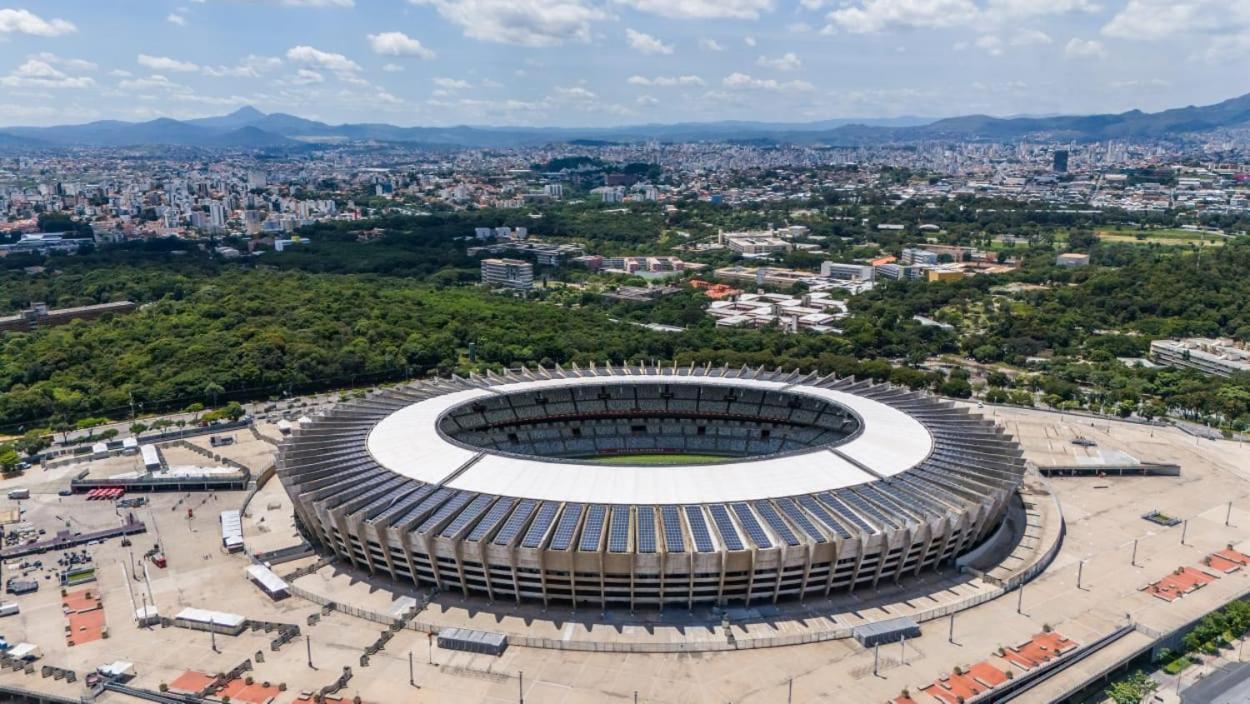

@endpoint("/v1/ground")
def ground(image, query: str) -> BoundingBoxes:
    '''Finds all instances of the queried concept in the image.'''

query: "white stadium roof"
[366,375,933,504]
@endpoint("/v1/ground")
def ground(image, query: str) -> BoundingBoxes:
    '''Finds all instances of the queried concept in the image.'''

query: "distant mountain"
[1,93,1248,149]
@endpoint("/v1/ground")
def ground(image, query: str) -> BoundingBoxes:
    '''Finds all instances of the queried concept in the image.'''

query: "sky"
[0,0,1245,128]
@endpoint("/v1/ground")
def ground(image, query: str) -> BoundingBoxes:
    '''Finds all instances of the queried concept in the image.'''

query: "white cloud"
[1064,37,1107,59]
[409,0,608,46]
[167,13,187,26]
[698,38,725,51]
[291,69,324,84]
[117,74,184,92]
[627,74,705,86]
[481,78,503,88]
[829,0,1094,33]
[286,45,362,74]
[433,77,472,89]
[626,28,673,55]
[0,59,93,89]
[744,36,757,46]
[722,72,813,92]
[0,9,76,36]
[984,0,1099,20]
[207,0,354,5]
[975,35,1002,55]
[138,54,200,73]
[756,52,801,70]
[1011,29,1052,46]
[828,0,979,33]
[29,53,97,72]
[382,63,405,72]
[203,55,282,78]
[637,94,659,106]
[1200,34,1250,63]
[799,0,824,8]
[554,85,596,100]
[1102,0,1250,41]
[614,0,773,19]
[368,31,436,59]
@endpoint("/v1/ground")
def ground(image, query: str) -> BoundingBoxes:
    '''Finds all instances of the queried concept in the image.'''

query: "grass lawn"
[1162,656,1194,675]
[1094,227,1226,246]
[589,454,734,465]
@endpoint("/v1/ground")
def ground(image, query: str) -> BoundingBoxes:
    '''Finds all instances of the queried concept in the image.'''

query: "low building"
[901,248,939,266]
[713,266,816,289]
[0,300,137,333]
[820,261,874,281]
[1151,338,1250,377]
[720,229,793,255]
[480,258,534,291]
[1056,252,1091,267]
[173,608,247,636]
[927,269,965,283]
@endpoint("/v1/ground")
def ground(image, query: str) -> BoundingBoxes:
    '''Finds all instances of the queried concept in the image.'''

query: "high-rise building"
[480,258,534,291]
[1053,150,1069,173]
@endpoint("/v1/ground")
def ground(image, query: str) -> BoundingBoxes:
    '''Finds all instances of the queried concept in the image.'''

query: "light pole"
[409,651,414,687]
[948,612,956,644]
[519,670,524,704]
[306,635,313,669]
[1016,584,1024,615]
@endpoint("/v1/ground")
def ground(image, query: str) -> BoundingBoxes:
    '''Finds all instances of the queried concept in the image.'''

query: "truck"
[7,489,29,500]
[0,603,19,617]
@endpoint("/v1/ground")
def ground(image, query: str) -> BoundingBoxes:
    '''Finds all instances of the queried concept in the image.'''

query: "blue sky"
[0,0,1245,127]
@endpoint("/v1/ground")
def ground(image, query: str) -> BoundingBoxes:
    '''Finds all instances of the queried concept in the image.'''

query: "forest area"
[2,208,1250,436]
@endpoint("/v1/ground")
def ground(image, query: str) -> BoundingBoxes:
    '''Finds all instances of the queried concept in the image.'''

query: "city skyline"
[0,0,1245,128]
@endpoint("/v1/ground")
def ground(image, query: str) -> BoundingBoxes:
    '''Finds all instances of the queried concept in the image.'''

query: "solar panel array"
[493,499,536,546]
[579,505,608,552]
[661,506,686,553]
[635,507,656,554]
[467,498,516,542]
[708,504,744,551]
[520,501,558,548]
[731,503,773,549]
[684,506,717,552]
[550,503,585,551]
[608,506,631,553]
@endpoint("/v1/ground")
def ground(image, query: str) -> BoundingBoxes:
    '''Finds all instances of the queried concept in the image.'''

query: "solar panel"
[579,505,607,552]
[493,499,536,546]
[841,490,899,529]
[777,497,827,543]
[549,504,585,551]
[397,487,454,528]
[661,506,686,552]
[797,495,851,539]
[417,491,474,534]
[684,506,715,552]
[708,505,744,551]
[636,507,656,554]
[754,501,801,546]
[731,503,773,549]
[440,494,495,538]
[521,501,560,548]
[608,506,631,553]
[819,493,877,534]
[467,498,516,542]
[368,483,435,526]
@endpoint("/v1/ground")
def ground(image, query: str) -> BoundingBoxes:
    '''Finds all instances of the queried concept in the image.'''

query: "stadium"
[277,365,1027,608]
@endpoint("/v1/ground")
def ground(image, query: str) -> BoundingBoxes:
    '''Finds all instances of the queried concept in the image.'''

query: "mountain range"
[3,93,1249,149]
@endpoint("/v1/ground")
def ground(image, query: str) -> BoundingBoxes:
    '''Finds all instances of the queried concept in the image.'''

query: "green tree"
[1106,672,1157,704]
